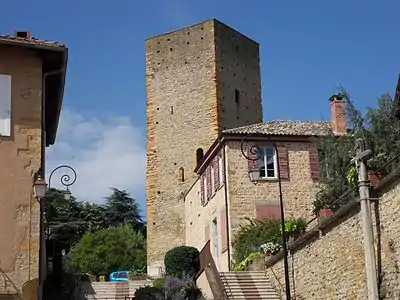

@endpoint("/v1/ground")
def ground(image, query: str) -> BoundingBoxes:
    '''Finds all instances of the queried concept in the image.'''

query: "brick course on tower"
[145,19,263,276]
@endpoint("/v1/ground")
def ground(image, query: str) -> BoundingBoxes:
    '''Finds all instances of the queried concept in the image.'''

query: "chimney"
[329,94,347,134]
[14,30,31,39]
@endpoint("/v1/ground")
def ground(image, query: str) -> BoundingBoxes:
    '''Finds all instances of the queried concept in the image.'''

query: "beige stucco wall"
[266,172,400,300]
[226,140,319,241]
[185,174,229,272]
[0,46,43,293]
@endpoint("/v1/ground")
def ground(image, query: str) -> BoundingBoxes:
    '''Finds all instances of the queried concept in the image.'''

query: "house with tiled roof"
[184,95,346,275]
[0,30,67,299]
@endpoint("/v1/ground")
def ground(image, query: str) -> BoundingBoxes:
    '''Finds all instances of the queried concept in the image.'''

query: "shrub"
[164,246,200,279]
[164,276,203,300]
[134,286,164,300]
[232,218,281,263]
[153,277,166,288]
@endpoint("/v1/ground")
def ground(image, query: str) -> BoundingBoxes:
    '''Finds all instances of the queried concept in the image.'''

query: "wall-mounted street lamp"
[48,165,77,200]
[240,136,291,300]
[34,175,48,200]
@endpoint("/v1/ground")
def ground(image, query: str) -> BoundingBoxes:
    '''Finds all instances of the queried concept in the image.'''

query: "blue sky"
[1,0,400,212]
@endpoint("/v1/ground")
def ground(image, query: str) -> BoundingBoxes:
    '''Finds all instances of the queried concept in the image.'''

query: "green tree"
[67,225,146,275]
[315,90,400,211]
[104,188,146,235]
[45,188,86,248]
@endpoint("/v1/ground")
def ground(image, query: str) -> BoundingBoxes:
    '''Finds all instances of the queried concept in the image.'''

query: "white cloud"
[46,109,146,208]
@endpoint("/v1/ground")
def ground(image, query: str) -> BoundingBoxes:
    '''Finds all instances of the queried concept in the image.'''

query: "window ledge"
[256,177,279,182]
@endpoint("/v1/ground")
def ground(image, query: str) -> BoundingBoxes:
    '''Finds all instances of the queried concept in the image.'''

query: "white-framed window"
[258,146,277,179]
[0,75,11,136]
[218,155,224,186]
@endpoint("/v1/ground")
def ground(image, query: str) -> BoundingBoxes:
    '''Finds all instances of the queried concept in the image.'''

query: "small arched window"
[196,148,204,165]
[179,167,185,183]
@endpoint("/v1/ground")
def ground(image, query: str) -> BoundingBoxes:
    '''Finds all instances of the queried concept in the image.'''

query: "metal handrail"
[264,266,284,295]
[0,265,23,299]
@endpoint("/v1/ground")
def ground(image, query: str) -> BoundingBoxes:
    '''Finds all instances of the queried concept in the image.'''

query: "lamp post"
[240,136,291,300]
[45,165,77,239]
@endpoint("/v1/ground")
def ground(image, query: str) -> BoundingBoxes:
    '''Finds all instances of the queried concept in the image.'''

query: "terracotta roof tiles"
[0,34,65,50]
[223,120,332,136]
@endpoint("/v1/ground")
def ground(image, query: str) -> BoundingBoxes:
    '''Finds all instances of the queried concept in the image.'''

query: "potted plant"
[280,219,307,243]
[128,267,148,280]
[312,195,334,223]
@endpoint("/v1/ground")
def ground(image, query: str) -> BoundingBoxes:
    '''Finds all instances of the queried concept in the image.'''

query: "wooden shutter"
[200,174,205,205]
[309,143,320,180]
[220,207,228,251]
[214,157,220,189]
[247,144,259,171]
[255,204,281,220]
[276,143,289,179]
[0,75,11,136]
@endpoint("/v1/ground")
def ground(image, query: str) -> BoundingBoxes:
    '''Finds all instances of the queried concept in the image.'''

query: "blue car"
[109,270,130,282]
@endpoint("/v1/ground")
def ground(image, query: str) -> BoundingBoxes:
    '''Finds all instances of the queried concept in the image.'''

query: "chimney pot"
[330,94,347,134]
[14,31,31,39]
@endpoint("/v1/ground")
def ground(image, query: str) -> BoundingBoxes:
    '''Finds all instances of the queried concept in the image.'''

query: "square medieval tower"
[145,19,263,276]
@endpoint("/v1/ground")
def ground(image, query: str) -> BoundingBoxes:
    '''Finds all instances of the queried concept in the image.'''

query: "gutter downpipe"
[221,139,231,271]
[38,66,66,300]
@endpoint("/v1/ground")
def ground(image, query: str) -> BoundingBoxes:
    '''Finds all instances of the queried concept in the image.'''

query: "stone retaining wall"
[265,170,400,300]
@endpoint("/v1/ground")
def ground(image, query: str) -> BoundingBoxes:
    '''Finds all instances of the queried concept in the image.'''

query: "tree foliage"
[67,225,146,275]
[315,90,400,212]
[104,188,146,235]
[46,187,146,252]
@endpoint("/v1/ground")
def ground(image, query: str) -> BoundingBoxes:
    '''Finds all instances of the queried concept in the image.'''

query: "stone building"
[0,31,67,297]
[145,19,264,276]
[184,96,347,272]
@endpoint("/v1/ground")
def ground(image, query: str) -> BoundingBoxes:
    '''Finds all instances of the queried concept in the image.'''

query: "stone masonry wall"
[226,140,319,241]
[0,46,43,293]
[214,20,263,130]
[265,171,400,300]
[145,19,262,276]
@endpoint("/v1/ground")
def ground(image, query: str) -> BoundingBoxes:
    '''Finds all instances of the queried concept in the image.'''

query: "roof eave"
[45,48,68,147]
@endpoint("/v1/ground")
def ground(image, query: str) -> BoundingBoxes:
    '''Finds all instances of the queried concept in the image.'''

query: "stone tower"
[145,19,263,276]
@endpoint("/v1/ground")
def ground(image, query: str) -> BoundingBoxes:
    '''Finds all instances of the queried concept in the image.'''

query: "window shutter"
[205,225,210,243]
[276,143,289,179]
[247,144,259,171]
[309,143,320,180]
[255,204,281,220]
[200,174,205,205]
[214,157,220,189]
[220,207,228,251]
[0,75,11,136]
[206,167,212,200]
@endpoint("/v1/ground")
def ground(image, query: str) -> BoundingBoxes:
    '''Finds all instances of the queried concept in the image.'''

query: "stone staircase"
[220,271,281,300]
[78,281,151,300]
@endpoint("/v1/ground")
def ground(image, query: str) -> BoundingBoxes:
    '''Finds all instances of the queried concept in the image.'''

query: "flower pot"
[317,208,333,224]
[368,171,381,185]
